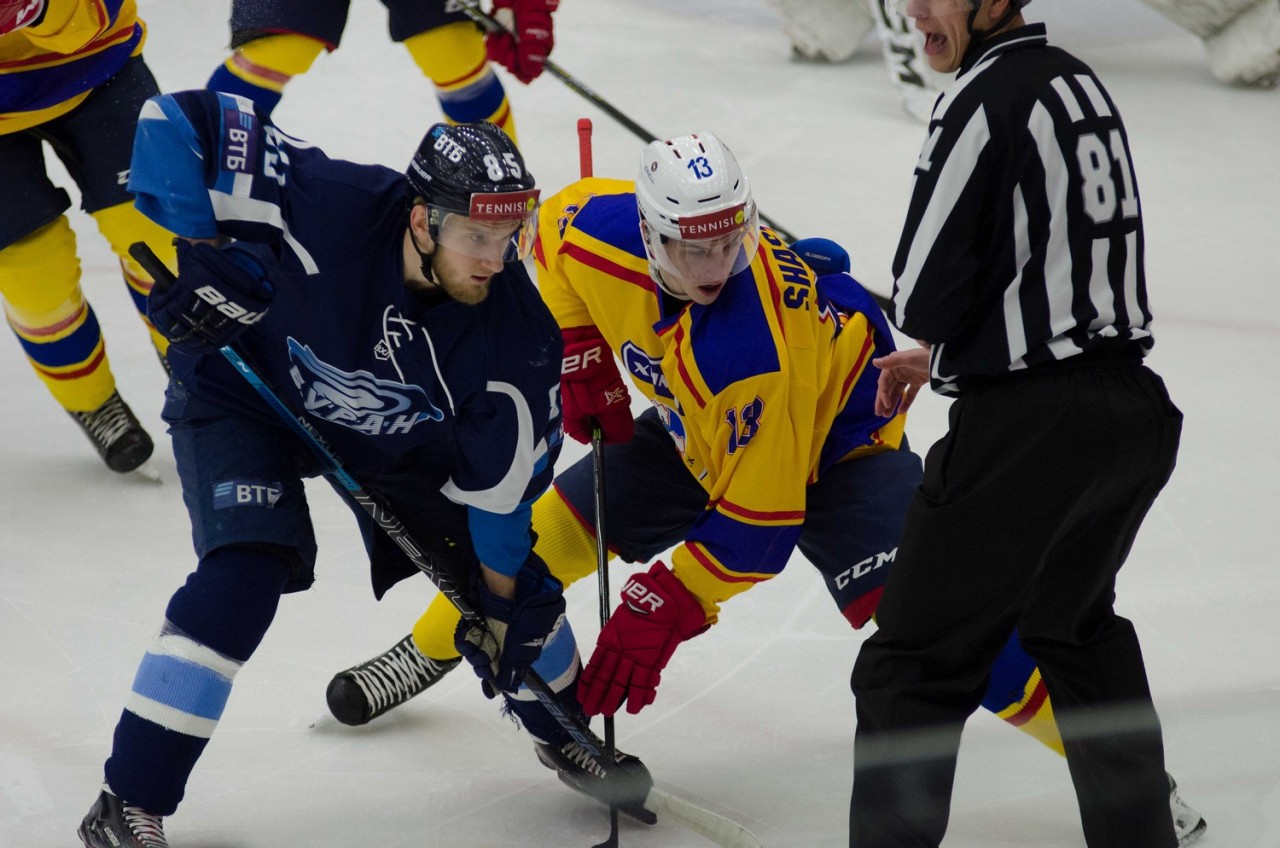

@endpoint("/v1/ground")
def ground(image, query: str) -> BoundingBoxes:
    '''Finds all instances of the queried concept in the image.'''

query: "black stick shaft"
[128,240,605,758]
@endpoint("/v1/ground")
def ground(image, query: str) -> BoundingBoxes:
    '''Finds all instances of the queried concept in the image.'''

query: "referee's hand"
[873,345,931,417]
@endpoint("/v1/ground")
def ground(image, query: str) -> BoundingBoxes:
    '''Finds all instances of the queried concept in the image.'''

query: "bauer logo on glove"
[148,240,274,356]
[622,578,666,615]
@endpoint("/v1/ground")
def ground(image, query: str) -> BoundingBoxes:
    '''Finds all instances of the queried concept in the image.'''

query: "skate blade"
[130,461,162,483]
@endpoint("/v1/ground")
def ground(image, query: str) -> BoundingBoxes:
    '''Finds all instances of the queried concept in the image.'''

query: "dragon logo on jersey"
[287,338,444,435]
[621,340,673,399]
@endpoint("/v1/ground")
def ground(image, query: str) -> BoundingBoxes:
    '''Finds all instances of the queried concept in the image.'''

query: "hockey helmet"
[1,0,45,34]
[635,131,759,300]
[891,0,1028,14]
[406,122,540,263]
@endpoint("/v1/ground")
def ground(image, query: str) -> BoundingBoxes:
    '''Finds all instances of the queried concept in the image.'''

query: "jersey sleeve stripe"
[562,241,653,290]
[712,498,805,524]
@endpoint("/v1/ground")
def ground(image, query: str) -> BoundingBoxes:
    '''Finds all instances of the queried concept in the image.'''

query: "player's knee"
[0,216,81,315]
[403,21,487,82]
[164,545,293,661]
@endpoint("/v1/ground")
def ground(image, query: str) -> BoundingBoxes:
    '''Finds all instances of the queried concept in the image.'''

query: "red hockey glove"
[560,325,634,445]
[487,0,558,84]
[579,562,708,717]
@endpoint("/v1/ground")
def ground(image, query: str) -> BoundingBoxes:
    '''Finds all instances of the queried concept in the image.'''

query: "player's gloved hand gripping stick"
[130,240,764,848]
[131,240,600,754]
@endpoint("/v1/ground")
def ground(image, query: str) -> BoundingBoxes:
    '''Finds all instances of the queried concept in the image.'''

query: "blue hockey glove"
[790,237,851,276]
[455,554,566,697]
[148,240,273,355]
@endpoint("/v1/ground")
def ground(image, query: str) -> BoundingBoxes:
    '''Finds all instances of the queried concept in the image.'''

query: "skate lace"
[122,804,170,848]
[74,393,134,449]
[561,740,608,778]
[348,638,450,713]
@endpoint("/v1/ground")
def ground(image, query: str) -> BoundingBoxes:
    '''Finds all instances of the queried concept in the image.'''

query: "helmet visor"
[890,0,977,15]
[650,203,760,288]
[430,188,540,263]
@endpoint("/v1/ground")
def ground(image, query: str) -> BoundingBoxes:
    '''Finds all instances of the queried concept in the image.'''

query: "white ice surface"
[2,1,1278,846]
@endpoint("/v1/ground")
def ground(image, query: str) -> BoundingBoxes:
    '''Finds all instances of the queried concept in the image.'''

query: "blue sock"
[103,546,290,814]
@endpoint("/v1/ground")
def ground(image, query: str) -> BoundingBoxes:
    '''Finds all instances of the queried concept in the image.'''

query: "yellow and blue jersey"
[535,178,906,621]
[1,0,145,134]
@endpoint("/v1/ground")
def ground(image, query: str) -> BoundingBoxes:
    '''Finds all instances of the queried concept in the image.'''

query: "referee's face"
[904,0,1007,74]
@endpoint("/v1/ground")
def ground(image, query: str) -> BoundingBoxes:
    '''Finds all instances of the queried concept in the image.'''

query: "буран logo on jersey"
[287,338,444,435]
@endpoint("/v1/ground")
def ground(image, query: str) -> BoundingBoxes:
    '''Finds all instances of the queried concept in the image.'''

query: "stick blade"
[644,788,765,848]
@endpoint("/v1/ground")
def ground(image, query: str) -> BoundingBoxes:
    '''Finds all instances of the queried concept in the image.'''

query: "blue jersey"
[130,90,562,576]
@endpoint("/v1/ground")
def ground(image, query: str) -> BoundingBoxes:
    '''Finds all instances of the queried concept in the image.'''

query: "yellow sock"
[995,668,1066,755]
[411,486,607,658]
[228,33,325,92]
[0,217,115,411]
[403,22,518,144]
[91,202,177,357]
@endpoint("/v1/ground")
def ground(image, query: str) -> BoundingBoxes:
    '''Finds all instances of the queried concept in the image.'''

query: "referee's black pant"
[850,363,1182,848]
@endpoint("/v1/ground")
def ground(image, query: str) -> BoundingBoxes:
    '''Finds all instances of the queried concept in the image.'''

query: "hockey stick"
[131,240,761,848]
[576,116,620,848]
[646,789,764,848]
[129,240,600,761]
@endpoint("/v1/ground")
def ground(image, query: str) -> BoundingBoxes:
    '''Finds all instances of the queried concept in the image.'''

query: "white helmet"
[636,132,760,299]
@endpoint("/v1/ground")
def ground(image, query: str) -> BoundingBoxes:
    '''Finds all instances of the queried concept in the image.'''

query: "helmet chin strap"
[650,262,693,301]
[963,0,1022,65]
[408,225,440,289]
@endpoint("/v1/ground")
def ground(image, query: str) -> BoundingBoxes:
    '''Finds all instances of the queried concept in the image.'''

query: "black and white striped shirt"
[889,23,1154,396]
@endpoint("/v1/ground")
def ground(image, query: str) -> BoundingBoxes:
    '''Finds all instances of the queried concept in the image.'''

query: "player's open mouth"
[923,31,947,56]
[698,283,724,297]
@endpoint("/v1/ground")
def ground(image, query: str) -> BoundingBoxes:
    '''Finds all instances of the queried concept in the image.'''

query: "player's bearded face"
[430,217,522,304]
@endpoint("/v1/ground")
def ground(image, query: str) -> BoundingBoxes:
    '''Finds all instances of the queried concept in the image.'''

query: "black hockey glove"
[454,553,565,698]
[148,240,273,355]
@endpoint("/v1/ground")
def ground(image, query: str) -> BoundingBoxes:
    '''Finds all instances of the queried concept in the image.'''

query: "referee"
[850,2,1185,847]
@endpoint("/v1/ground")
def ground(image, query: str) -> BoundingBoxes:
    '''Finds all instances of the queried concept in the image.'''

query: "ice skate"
[536,728,657,825]
[78,786,169,848]
[69,389,154,473]
[326,635,460,725]
[1169,773,1208,846]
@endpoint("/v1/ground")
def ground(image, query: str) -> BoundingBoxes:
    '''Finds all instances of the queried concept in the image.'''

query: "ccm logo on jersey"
[561,344,603,374]
[834,548,897,590]
[622,579,664,615]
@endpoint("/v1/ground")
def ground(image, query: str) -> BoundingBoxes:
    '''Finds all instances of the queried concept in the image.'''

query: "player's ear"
[409,202,435,252]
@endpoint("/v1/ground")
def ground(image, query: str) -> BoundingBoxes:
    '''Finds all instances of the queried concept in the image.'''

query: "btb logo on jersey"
[212,479,283,510]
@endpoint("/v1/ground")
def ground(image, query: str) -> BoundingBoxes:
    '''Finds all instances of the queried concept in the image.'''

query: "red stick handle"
[577,117,593,179]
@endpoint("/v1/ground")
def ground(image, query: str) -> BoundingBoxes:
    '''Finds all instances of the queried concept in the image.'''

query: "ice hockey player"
[0,0,178,473]
[206,0,560,143]
[324,130,1205,842]
[75,96,597,847]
